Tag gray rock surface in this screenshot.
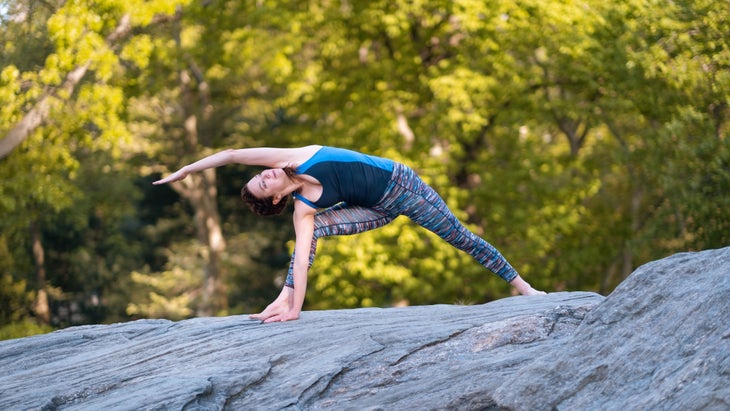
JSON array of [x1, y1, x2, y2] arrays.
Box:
[[0, 247, 728, 410], [494, 246, 730, 411]]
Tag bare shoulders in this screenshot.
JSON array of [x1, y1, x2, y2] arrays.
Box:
[[228, 145, 322, 168], [292, 197, 318, 220], [290, 145, 322, 168]]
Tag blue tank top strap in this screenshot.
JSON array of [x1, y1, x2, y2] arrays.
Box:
[[292, 192, 319, 209]]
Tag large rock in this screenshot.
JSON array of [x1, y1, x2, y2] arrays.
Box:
[[494, 246, 730, 411], [0, 247, 728, 410]]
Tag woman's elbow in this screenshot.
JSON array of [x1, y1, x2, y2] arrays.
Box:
[[224, 148, 245, 164]]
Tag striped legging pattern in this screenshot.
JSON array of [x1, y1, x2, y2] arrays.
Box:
[[285, 162, 518, 287]]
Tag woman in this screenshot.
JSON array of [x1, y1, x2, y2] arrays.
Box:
[[154, 145, 545, 323]]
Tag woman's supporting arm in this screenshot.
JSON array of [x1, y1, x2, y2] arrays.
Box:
[[288, 204, 316, 318], [261, 203, 316, 322]]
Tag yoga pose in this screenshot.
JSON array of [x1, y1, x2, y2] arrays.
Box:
[[154, 145, 545, 322]]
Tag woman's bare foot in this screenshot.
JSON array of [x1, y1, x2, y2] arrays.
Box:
[[522, 288, 547, 296], [509, 275, 547, 296]]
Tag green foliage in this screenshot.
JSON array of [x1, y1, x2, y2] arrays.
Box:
[[0, 320, 54, 341], [0, 0, 727, 327], [0, 0, 189, 328], [0, 237, 52, 340], [126, 258, 197, 321], [0, 263, 34, 324]]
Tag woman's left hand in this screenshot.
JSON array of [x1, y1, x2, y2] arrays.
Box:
[[263, 309, 301, 323]]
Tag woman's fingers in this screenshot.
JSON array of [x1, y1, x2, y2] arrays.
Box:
[[152, 175, 176, 185], [249, 310, 274, 321], [249, 301, 290, 322], [153, 169, 188, 185]]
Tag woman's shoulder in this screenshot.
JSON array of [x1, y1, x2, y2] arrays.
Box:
[[290, 145, 324, 167], [301, 144, 323, 153], [261, 145, 323, 168]]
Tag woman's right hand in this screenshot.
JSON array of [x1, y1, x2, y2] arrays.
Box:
[[153, 167, 189, 185]]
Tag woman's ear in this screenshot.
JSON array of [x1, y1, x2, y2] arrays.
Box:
[[272, 194, 282, 205]]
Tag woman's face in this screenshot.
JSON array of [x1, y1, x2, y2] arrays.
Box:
[[245, 168, 288, 199]]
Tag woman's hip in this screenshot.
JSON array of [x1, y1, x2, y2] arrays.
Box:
[[373, 163, 430, 215]]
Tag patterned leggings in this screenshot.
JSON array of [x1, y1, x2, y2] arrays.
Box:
[[284, 163, 518, 287]]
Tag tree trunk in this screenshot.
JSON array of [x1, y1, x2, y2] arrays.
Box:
[[622, 179, 644, 279], [181, 169, 227, 317], [172, 160, 227, 317], [30, 220, 50, 324], [172, 35, 226, 315]]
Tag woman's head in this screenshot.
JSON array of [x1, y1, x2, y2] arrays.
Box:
[[241, 167, 297, 216]]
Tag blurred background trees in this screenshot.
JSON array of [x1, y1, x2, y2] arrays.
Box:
[[1, 0, 727, 339]]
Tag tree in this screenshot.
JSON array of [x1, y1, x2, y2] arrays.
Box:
[[0, 0, 188, 331], [2, 0, 726, 332], [127, 0, 311, 317]]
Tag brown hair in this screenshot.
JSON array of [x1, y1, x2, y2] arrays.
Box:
[[240, 166, 297, 216]]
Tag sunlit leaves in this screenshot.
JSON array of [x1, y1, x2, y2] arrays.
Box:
[[1, 0, 727, 330], [0, 0, 189, 333], [0, 66, 22, 123], [428, 67, 497, 132], [127, 265, 197, 320], [120, 34, 154, 70]]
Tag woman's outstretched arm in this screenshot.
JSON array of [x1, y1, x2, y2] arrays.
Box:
[[153, 146, 320, 185]]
